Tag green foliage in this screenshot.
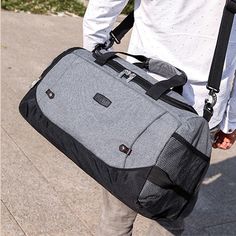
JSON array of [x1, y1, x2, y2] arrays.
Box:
[[1, 0, 86, 16], [122, 0, 134, 15], [1, 0, 134, 16]]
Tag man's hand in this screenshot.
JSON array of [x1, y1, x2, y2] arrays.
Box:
[[212, 130, 236, 150]]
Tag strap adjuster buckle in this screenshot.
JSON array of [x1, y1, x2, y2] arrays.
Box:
[[205, 89, 217, 108], [93, 31, 120, 52], [203, 89, 217, 122], [110, 31, 121, 44]]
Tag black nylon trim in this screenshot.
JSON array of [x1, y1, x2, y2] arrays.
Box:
[[148, 166, 192, 201], [172, 133, 210, 162]]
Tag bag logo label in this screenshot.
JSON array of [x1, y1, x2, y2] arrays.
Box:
[[93, 93, 112, 108]]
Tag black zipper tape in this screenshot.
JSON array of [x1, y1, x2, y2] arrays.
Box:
[[159, 95, 197, 114]]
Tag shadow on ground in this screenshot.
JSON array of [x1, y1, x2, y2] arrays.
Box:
[[183, 156, 236, 235]]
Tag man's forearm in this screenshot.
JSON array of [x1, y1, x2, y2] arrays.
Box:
[[83, 0, 128, 51]]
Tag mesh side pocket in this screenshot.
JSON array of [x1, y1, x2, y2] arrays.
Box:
[[137, 133, 210, 220], [156, 133, 210, 194], [138, 180, 189, 220]]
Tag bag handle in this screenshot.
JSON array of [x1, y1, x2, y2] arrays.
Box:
[[146, 74, 187, 100], [93, 50, 148, 65], [93, 50, 187, 99]]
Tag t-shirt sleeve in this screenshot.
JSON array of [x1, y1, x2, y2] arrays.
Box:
[[220, 72, 236, 133]]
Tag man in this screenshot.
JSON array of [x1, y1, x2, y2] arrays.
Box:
[[83, 0, 236, 235]]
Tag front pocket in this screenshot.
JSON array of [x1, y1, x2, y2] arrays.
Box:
[[36, 57, 168, 168]]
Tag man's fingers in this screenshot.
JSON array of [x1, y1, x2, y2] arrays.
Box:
[[216, 141, 232, 150]]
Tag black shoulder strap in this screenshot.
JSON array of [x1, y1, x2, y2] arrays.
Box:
[[204, 1, 235, 121], [110, 11, 134, 44], [207, 1, 236, 93]]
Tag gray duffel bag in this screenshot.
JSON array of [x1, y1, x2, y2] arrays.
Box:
[[19, 2, 235, 222]]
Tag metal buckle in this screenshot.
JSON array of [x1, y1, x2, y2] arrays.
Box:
[[110, 31, 121, 44], [203, 89, 218, 121], [93, 43, 106, 53], [205, 89, 217, 108], [93, 31, 121, 52]]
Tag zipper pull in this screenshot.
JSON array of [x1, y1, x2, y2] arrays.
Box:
[[119, 69, 136, 82], [126, 73, 136, 83], [119, 69, 131, 78]]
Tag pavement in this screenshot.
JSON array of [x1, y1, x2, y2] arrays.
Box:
[[1, 10, 236, 236]]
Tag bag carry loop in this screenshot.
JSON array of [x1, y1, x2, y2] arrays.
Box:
[[93, 50, 148, 65], [204, 0, 236, 121], [146, 74, 187, 100]]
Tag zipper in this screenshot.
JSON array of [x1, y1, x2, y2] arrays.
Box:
[[106, 60, 197, 114], [39, 49, 197, 114], [122, 114, 165, 168], [159, 95, 197, 114], [119, 69, 137, 82]]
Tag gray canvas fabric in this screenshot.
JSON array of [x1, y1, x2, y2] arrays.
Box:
[[37, 48, 211, 170]]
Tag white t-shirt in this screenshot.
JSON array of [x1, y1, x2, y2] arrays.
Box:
[[83, 0, 236, 132]]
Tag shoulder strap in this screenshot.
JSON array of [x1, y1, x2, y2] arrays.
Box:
[[204, 0, 236, 121], [110, 11, 134, 45], [207, 1, 236, 93]]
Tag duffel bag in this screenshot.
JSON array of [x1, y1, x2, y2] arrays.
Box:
[[19, 1, 235, 221]]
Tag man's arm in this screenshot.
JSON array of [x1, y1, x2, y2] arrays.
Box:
[[83, 0, 129, 51], [213, 72, 236, 149]]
